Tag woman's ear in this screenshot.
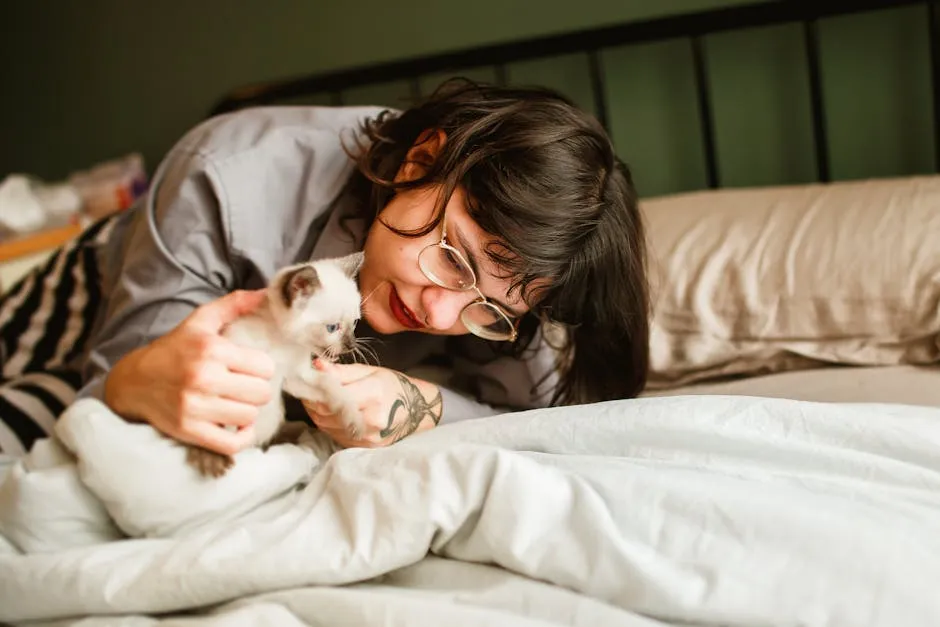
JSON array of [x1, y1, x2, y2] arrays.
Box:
[[395, 128, 447, 183]]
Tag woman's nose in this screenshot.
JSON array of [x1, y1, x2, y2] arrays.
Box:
[[422, 287, 475, 331]]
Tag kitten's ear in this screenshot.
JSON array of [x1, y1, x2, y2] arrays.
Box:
[[281, 265, 320, 306], [338, 252, 365, 278]]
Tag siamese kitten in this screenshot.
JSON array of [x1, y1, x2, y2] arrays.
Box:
[[185, 252, 366, 478]]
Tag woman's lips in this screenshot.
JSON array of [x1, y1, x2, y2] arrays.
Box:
[[389, 286, 424, 330]]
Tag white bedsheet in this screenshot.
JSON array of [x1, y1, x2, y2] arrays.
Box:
[[1, 395, 939, 626], [643, 365, 940, 407]]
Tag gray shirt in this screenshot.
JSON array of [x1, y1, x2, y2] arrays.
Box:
[[79, 105, 562, 423]]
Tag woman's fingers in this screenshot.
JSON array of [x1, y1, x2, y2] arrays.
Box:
[[213, 371, 274, 406], [185, 419, 256, 457], [313, 359, 376, 384], [185, 289, 267, 334], [215, 341, 276, 380], [173, 391, 258, 429], [200, 396, 261, 428], [302, 399, 343, 429]]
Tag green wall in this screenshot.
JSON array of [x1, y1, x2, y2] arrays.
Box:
[[0, 1, 933, 198]]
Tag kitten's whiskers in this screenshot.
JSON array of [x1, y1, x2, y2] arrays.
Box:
[[351, 339, 379, 365]]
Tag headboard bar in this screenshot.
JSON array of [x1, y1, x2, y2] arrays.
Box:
[[209, 0, 922, 117], [209, 0, 936, 186], [408, 77, 422, 102], [691, 36, 720, 188], [586, 50, 609, 132], [494, 64, 509, 87], [929, 0, 940, 170], [803, 20, 831, 183]]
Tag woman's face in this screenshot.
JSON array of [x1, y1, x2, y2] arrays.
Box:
[[357, 133, 531, 337]]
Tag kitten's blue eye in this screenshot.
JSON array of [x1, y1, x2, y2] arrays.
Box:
[[325, 323, 340, 333]]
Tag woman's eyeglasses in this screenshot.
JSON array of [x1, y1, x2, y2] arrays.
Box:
[[416, 216, 518, 342]]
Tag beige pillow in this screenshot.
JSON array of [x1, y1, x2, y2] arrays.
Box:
[[641, 174, 940, 390]]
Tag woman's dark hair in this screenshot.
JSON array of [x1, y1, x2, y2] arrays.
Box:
[[344, 78, 649, 406]]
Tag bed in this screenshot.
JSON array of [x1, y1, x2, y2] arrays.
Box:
[[2, 0, 940, 625]]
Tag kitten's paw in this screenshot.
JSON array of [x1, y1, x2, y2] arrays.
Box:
[[186, 446, 234, 478]]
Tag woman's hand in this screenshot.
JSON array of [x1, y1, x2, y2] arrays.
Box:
[[303, 361, 443, 448], [103, 290, 276, 456]]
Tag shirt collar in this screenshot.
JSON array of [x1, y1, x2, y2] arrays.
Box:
[[309, 189, 366, 261]]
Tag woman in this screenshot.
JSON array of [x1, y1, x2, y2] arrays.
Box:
[[1, 79, 649, 456]]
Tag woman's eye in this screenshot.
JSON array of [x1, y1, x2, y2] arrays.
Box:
[[325, 323, 340, 333], [443, 248, 463, 272]]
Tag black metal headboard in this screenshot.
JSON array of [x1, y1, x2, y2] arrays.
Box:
[[209, 0, 938, 191]]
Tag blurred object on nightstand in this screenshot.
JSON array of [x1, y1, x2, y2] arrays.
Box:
[[0, 175, 82, 236], [69, 153, 148, 220], [0, 153, 148, 239], [0, 153, 149, 292]]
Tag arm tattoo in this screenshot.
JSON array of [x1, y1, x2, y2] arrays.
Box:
[[379, 373, 443, 443]]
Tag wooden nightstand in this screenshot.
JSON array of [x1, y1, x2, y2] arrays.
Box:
[[0, 223, 82, 291]]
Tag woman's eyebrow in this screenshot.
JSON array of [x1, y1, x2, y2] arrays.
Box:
[[451, 223, 525, 318]]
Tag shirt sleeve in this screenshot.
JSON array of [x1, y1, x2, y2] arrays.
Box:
[[401, 361, 511, 424], [79, 145, 236, 400], [437, 324, 564, 420], [437, 386, 505, 423]]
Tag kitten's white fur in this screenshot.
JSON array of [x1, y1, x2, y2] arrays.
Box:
[[228, 252, 366, 445], [186, 252, 366, 478]]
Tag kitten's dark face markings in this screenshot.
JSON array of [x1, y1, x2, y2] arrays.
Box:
[[282, 266, 321, 307], [343, 327, 356, 350], [276, 255, 365, 361]]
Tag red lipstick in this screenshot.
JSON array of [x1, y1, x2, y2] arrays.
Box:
[[389, 286, 424, 330]]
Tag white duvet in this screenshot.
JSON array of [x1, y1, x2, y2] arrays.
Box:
[[1, 394, 939, 626]]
